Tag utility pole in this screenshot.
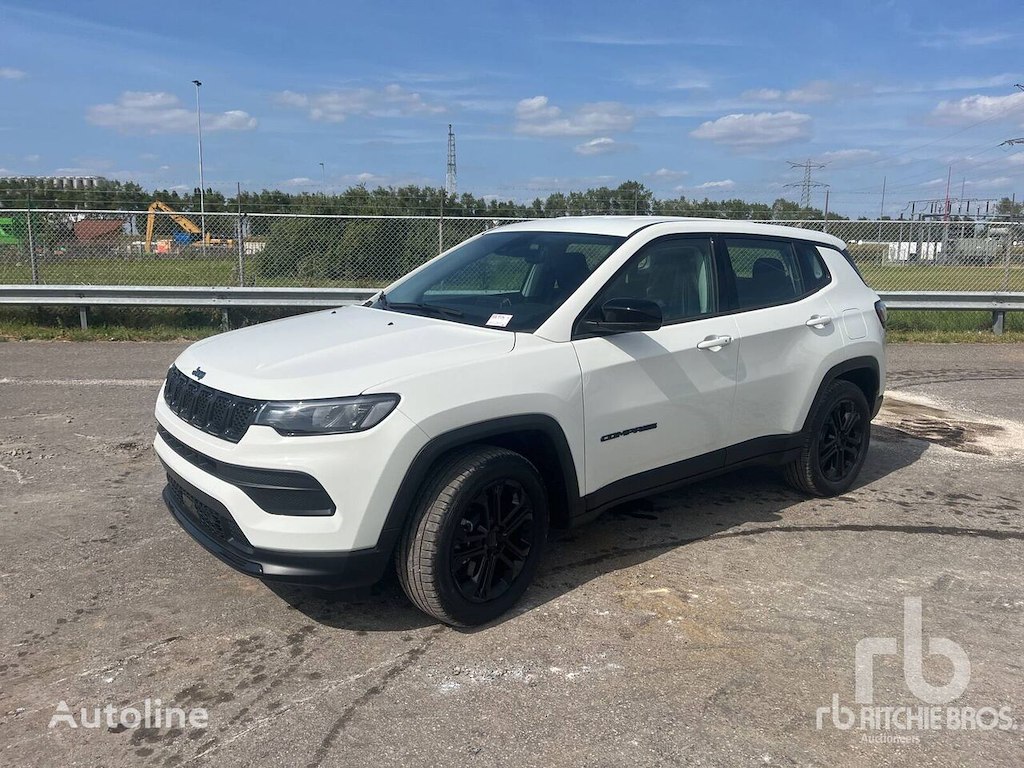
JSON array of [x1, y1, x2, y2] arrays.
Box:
[[445, 124, 457, 198], [878, 176, 887, 241], [943, 165, 952, 221], [192, 79, 206, 257], [785, 159, 827, 210]]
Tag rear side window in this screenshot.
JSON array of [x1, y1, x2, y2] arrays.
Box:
[[720, 237, 803, 310]]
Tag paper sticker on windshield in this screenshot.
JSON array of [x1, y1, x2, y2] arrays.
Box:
[[486, 313, 513, 327]]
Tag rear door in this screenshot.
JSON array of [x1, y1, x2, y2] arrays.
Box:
[[572, 235, 739, 499], [715, 236, 842, 446]]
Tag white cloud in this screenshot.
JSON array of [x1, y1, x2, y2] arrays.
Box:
[[933, 73, 1018, 91], [743, 80, 835, 104], [930, 91, 1024, 124], [744, 88, 783, 101], [0, 67, 26, 80], [818, 148, 881, 166], [515, 96, 634, 136], [346, 172, 387, 185], [648, 168, 688, 181], [694, 179, 736, 191], [87, 91, 257, 134], [574, 137, 625, 155], [785, 81, 836, 103], [23, 154, 40, 162], [277, 85, 444, 123], [628, 67, 715, 93], [919, 28, 1015, 49], [690, 111, 812, 147]]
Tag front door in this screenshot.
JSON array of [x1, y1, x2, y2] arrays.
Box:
[[572, 236, 739, 499]]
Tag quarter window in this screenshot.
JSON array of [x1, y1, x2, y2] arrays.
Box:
[[794, 241, 832, 293]]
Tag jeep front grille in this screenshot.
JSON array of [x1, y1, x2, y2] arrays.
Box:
[[163, 366, 264, 443]]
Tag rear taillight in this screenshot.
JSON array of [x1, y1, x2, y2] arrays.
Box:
[[874, 300, 887, 330]]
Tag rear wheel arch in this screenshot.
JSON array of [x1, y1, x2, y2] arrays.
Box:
[[801, 356, 881, 433]]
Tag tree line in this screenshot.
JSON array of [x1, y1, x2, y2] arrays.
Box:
[[0, 177, 837, 220]]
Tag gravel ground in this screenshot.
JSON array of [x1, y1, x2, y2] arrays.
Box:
[[0, 341, 1022, 767]]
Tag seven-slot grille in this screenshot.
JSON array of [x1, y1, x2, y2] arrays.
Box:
[[163, 366, 264, 443]]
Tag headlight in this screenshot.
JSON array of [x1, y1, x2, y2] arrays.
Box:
[[254, 394, 400, 436]]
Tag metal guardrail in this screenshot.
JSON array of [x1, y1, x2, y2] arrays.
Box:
[[879, 291, 1024, 334], [0, 285, 1021, 333], [0, 284, 377, 307], [875, 291, 1024, 311], [0, 285, 378, 330]]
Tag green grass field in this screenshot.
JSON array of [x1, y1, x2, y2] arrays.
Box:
[[859, 263, 1024, 292]]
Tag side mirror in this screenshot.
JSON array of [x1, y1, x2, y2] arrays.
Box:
[[581, 297, 663, 335]]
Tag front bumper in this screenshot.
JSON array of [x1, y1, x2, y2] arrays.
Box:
[[161, 461, 392, 587]]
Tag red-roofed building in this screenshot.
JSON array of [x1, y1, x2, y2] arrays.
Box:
[[74, 219, 123, 242]]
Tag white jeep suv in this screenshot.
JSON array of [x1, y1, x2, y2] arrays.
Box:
[[154, 217, 886, 626]]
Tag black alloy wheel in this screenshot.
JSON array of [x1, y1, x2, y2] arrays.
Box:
[[817, 398, 866, 483], [397, 445, 549, 626], [784, 378, 871, 497], [450, 479, 536, 603]]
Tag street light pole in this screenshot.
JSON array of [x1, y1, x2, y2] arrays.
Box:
[[192, 79, 206, 257], [319, 162, 325, 195]]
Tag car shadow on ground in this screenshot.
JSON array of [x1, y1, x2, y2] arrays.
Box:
[[269, 425, 927, 633]]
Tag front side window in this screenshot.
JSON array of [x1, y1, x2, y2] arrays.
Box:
[[584, 237, 715, 325], [378, 230, 624, 332]]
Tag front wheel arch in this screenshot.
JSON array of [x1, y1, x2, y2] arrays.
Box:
[[377, 415, 582, 556]]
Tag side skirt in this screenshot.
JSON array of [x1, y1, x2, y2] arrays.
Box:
[[574, 434, 803, 525]]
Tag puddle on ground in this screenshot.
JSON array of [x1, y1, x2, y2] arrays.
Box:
[[876, 393, 1022, 458]]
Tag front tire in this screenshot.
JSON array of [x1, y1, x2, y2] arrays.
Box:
[[784, 379, 871, 497], [397, 446, 549, 626]]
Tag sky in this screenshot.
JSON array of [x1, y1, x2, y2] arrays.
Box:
[[1, 0, 1023, 217]]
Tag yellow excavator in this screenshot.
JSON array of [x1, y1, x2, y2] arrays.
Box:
[[144, 200, 234, 253]]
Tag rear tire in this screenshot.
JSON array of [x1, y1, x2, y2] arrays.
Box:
[[397, 446, 549, 627], [784, 379, 871, 497]]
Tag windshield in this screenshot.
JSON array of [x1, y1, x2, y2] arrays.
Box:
[[375, 230, 625, 332]]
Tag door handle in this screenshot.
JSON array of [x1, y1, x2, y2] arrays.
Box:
[[805, 315, 833, 329], [696, 335, 732, 351]]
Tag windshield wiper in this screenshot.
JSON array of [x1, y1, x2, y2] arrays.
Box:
[[382, 300, 464, 319]]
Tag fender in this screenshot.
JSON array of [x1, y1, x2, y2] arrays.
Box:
[[374, 414, 583, 554], [801, 355, 882, 433]]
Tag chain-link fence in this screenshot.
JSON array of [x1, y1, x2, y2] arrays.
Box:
[[1, 209, 1021, 292]]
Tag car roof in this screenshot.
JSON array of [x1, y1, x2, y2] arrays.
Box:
[[493, 215, 847, 249]]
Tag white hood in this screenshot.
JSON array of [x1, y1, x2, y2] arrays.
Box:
[[172, 305, 515, 400]]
